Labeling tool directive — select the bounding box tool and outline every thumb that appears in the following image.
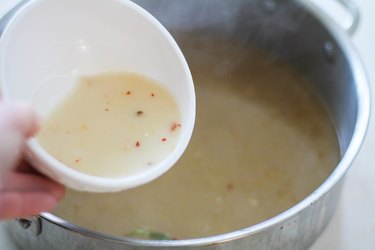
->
[0,103,40,176]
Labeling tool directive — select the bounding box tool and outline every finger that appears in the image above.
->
[16,160,42,175]
[0,191,57,220]
[1,172,65,201]
[0,132,22,177]
[0,102,41,137]
[0,103,41,175]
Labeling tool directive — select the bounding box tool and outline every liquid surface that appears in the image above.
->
[53,46,339,239]
[37,73,181,177]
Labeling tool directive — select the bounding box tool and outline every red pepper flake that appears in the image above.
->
[151,93,155,97]
[170,122,182,132]
[75,159,81,163]
[135,141,141,147]
[123,90,132,96]
[162,137,167,142]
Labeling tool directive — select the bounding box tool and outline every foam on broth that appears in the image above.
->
[53,46,339,239]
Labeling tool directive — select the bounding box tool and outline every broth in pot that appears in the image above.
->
[53,42,339,240]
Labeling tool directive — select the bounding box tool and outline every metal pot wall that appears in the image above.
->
[2,0,370,249]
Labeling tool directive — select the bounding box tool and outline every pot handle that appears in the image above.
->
[16,216,42,237]
[333,0,360,35]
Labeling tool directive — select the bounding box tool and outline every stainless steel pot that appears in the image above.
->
[2,0,370,249]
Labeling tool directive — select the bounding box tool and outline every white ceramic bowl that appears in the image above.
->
[0,0,195,192]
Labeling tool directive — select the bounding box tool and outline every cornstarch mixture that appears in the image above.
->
[37,72,182,177]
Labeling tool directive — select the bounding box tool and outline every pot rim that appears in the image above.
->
[38,0,370,247]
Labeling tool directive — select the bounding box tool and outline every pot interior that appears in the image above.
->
[52,48,339,240]
[49,0,350,240]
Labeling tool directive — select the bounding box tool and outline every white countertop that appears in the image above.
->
[1,1,374,249]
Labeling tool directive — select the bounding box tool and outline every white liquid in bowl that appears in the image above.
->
[37,72,182,178]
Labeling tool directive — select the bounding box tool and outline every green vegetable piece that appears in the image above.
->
[128,227,172,240]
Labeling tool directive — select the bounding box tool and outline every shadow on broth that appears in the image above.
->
[52,39,339,240]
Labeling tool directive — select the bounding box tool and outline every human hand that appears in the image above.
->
[0,103,65,220]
